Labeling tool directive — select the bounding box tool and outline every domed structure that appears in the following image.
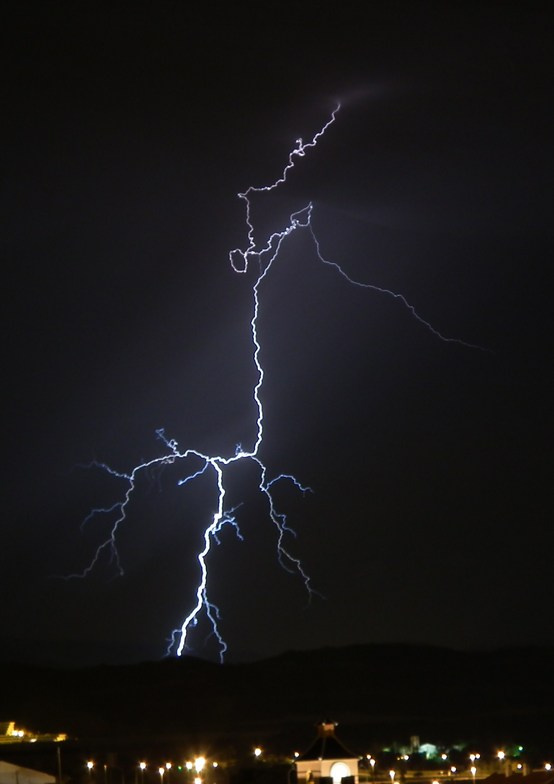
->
[295,721,360,784]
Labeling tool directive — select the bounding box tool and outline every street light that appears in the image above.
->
[365,754,375,781]
[87,762,94,781]
[389,770,395,783]
[158,767,165,784]
[194,759,205,775]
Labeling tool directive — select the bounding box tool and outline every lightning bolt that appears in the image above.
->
[68,100,481,662]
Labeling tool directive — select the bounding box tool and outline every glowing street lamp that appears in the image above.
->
[471,766,477,784]
[158,767,165,784]
[87,762,94,781]
[254,748,262,759]
[389,770,396,783]
[194,759,206,775]
[370,758,376,781]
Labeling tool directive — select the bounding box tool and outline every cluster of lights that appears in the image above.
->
[357,748,553,783]
[365,756,376,775]
[158,762,173,783]
[85,758,219,784]
[3,724,67,743]
[82,748,554,782]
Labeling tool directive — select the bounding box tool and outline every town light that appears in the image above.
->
[254,748,262,758]
[194,758,206,774]
[389,771,395,782]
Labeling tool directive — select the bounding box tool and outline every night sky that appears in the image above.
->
[3,3,553,666]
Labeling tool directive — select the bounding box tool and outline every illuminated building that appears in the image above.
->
[295,721,360,784]
[0,722,67,745]
[0,761,55,784]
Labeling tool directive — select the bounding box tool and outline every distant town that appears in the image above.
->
[1,720,552,784]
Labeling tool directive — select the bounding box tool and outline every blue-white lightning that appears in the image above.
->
[69,101,480,662]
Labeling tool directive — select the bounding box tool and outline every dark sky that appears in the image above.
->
[2,2,553,666]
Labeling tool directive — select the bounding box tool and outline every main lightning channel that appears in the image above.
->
[71,100,480,662]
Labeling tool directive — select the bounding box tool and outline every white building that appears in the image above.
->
[295,721,360,784]
[0,761,55,784]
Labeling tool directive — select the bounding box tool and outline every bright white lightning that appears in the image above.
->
[70,100,480,662]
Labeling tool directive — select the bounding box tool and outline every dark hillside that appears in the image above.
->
[1,645,552,753]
